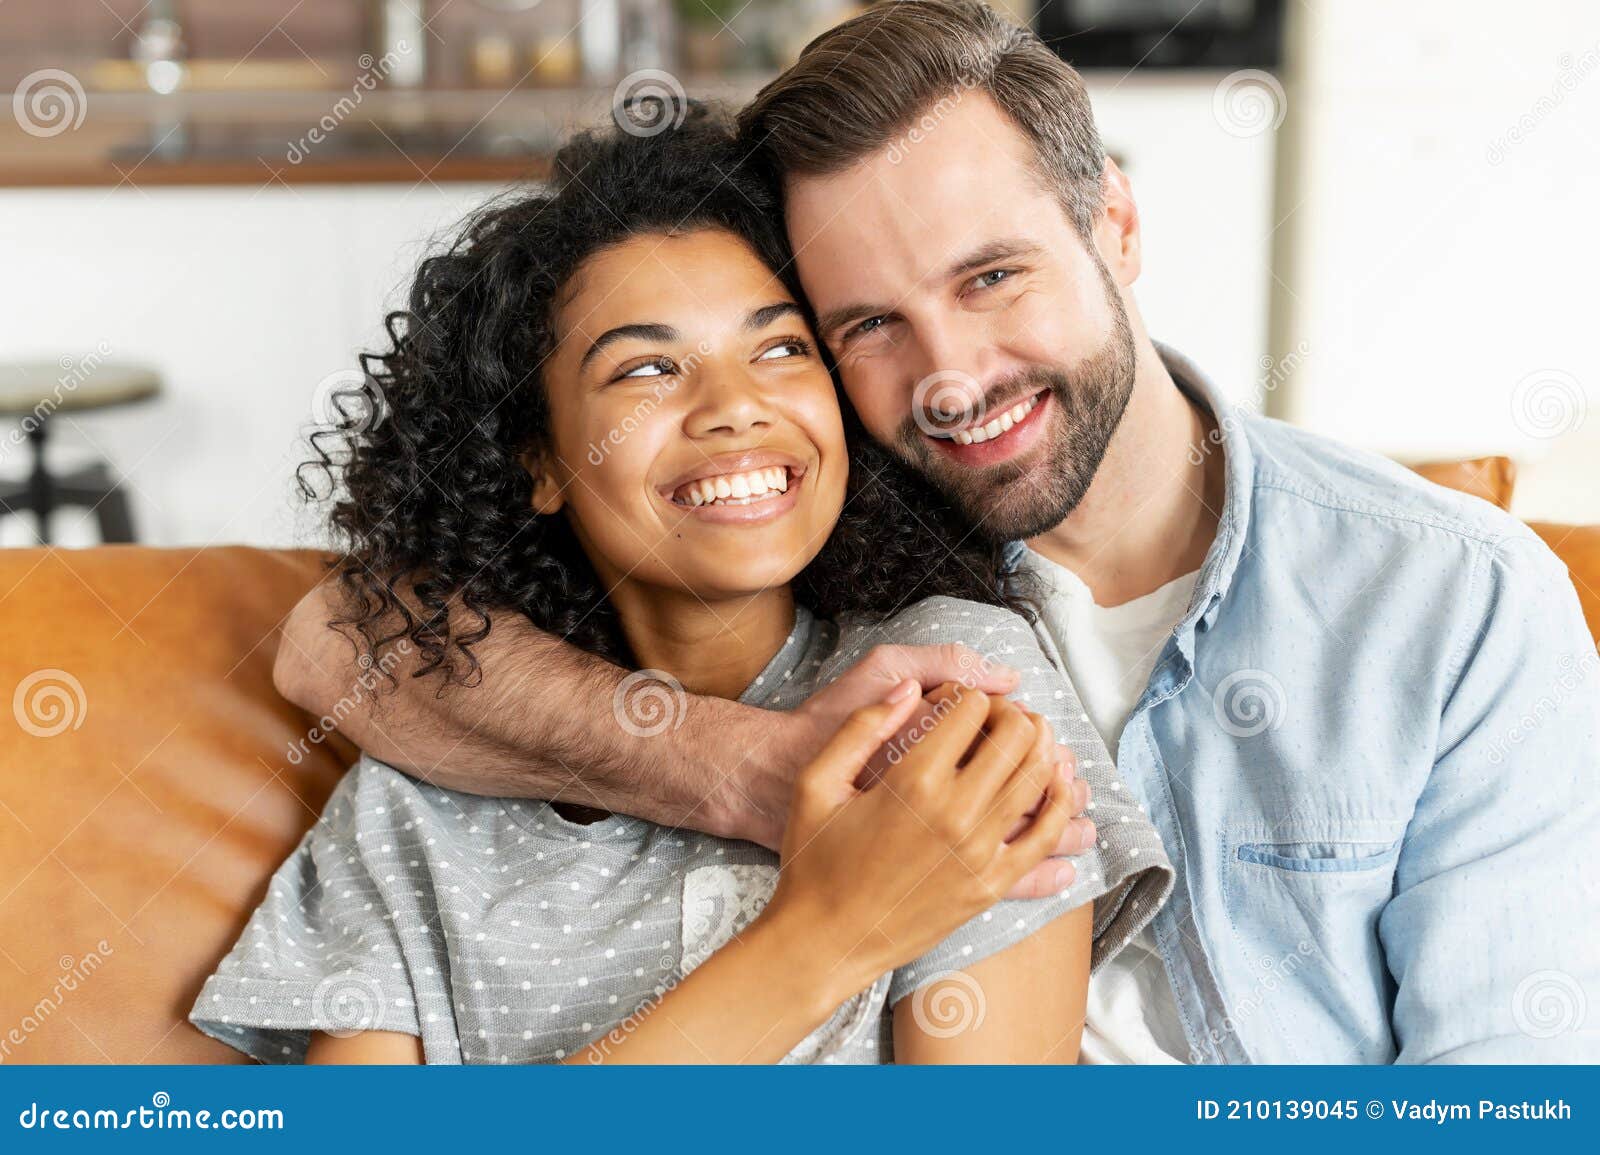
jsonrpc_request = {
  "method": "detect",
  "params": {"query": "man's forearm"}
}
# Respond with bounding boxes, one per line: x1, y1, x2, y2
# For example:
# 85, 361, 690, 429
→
273, 579, 790, 842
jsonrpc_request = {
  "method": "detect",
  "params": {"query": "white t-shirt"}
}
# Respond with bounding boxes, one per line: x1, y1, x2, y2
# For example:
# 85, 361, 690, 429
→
1027, 548, 1198, 1065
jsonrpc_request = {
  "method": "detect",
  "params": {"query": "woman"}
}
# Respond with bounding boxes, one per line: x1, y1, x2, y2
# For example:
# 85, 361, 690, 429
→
191, 105, 1171, 1064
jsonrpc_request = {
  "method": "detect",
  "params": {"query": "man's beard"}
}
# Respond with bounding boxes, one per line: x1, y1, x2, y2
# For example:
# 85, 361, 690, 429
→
891, 294, 1137, 544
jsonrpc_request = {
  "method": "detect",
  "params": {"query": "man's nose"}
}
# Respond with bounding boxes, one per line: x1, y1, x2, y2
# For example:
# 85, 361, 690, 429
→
907, 322, 992, 424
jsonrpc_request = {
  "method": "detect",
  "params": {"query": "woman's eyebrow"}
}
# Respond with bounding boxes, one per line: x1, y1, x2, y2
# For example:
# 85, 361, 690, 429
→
745, 301, 803, 330
578, 322, 678, 371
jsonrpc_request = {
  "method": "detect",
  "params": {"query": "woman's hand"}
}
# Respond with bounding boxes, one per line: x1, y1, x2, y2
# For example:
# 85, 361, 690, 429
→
761, 680, 1089, 997
564, 680, 1090, 1066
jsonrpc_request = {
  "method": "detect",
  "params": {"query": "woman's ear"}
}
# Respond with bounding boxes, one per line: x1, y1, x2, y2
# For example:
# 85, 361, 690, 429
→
520, 449, 565, 515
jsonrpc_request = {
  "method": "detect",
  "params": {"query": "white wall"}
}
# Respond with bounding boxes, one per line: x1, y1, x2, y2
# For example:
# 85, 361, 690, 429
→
1087, 75, 1277, 411
0, 183, 502, 548
1271, 0, 1600, 522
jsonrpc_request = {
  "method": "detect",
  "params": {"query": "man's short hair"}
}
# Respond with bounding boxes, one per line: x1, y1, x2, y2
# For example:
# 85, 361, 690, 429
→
738, 0, 1106, 238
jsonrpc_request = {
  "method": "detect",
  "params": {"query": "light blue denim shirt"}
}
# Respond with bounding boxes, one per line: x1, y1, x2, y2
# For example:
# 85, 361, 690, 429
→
1009, 345, 1600, 1064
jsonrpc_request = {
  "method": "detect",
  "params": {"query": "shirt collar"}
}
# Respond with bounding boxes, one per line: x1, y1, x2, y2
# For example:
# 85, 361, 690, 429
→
1000, 342, 1255, 637
1154, 341, 1255, 637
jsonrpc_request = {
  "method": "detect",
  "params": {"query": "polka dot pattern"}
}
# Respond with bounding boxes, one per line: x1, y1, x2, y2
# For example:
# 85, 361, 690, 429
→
191, 598, 1171, 1063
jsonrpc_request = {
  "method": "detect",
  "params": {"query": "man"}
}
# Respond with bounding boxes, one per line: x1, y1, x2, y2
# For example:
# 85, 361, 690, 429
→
277, 0, 1599, 1062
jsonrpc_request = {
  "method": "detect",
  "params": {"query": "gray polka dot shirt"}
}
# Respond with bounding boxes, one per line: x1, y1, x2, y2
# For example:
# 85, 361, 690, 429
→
190, 596, 1173, 1063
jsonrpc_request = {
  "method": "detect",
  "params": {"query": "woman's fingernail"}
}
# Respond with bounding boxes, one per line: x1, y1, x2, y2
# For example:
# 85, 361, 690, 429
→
886, 678, 919, 703
1078, 821, 1098, 851
1052, 861, 1076, 891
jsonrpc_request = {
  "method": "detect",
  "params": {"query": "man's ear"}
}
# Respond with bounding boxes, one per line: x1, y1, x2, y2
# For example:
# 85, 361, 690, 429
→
1095, 158, 1142, 287
520, 448, 565, 515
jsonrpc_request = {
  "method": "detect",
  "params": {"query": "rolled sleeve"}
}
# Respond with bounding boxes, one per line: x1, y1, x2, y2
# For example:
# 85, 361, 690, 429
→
189, 769, 426, 1063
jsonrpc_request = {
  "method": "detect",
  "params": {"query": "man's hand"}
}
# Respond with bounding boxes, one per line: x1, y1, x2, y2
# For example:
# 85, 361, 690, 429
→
751, 644, 1097, 899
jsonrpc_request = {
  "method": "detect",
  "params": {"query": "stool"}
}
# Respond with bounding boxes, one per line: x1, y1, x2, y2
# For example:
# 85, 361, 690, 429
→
0, 362, 162, 545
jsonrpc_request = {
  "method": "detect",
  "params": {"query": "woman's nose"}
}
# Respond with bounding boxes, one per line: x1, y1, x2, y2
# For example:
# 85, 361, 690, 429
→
684, 370, 775, 439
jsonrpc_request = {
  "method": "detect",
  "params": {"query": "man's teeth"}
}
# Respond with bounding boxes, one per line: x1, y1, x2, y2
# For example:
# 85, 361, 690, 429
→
675, 466, 791, 507
949, 394, 1039, 445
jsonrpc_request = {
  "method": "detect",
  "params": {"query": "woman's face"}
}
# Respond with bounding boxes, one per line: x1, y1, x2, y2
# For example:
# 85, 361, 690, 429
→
531, 228, 847, 601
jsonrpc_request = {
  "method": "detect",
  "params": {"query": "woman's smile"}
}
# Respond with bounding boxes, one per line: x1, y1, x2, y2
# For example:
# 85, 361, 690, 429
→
659, 449, 809, 525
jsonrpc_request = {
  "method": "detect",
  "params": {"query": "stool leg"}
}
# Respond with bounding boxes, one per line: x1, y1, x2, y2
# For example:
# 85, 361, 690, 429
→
93, 482, 137, 543
25, 420, 54, 545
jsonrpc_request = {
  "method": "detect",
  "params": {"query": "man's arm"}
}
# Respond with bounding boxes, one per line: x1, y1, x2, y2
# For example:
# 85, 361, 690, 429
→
272, 575, 1031, 851
1380, 530, 1600, 1062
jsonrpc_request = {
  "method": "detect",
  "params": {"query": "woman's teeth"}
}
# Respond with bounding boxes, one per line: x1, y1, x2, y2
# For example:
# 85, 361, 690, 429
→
674, 466, 791, 507
949, 394, 1040, 445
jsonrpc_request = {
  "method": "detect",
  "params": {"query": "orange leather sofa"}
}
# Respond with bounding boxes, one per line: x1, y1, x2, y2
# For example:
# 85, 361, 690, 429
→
1, 458, 1595, 1063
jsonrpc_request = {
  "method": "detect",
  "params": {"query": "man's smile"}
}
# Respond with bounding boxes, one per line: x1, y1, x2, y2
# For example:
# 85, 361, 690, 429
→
926, 389, 1052, 468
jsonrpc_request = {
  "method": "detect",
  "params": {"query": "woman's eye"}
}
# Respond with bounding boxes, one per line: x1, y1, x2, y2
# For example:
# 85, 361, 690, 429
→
756, 339, 809, 362
619, 357, 672, 380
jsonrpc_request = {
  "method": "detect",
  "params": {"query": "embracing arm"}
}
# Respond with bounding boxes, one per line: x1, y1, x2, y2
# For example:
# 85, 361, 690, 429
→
274, 579, 774, 841
274, 575, 1033, 851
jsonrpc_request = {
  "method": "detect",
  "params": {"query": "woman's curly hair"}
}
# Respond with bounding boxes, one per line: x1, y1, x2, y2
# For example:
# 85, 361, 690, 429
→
298, 101, 1036, 686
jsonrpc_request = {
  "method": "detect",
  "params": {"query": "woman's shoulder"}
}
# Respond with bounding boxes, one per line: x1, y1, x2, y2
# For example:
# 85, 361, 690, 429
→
833, 595, 1041, 654
316, 752, 499, 841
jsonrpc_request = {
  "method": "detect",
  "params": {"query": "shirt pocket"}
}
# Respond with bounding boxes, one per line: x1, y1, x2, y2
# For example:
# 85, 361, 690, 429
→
1218, 824, 1406, 1062
1235, 838, 1401, 873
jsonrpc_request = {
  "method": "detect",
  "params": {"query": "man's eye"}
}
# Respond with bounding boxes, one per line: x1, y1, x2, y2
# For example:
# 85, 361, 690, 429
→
849, 316, 886, 340
972, 268, 1014, 290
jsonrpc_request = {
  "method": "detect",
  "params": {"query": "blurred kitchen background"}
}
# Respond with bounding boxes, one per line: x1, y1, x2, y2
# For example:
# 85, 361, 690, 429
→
0, 0, 1596, 548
